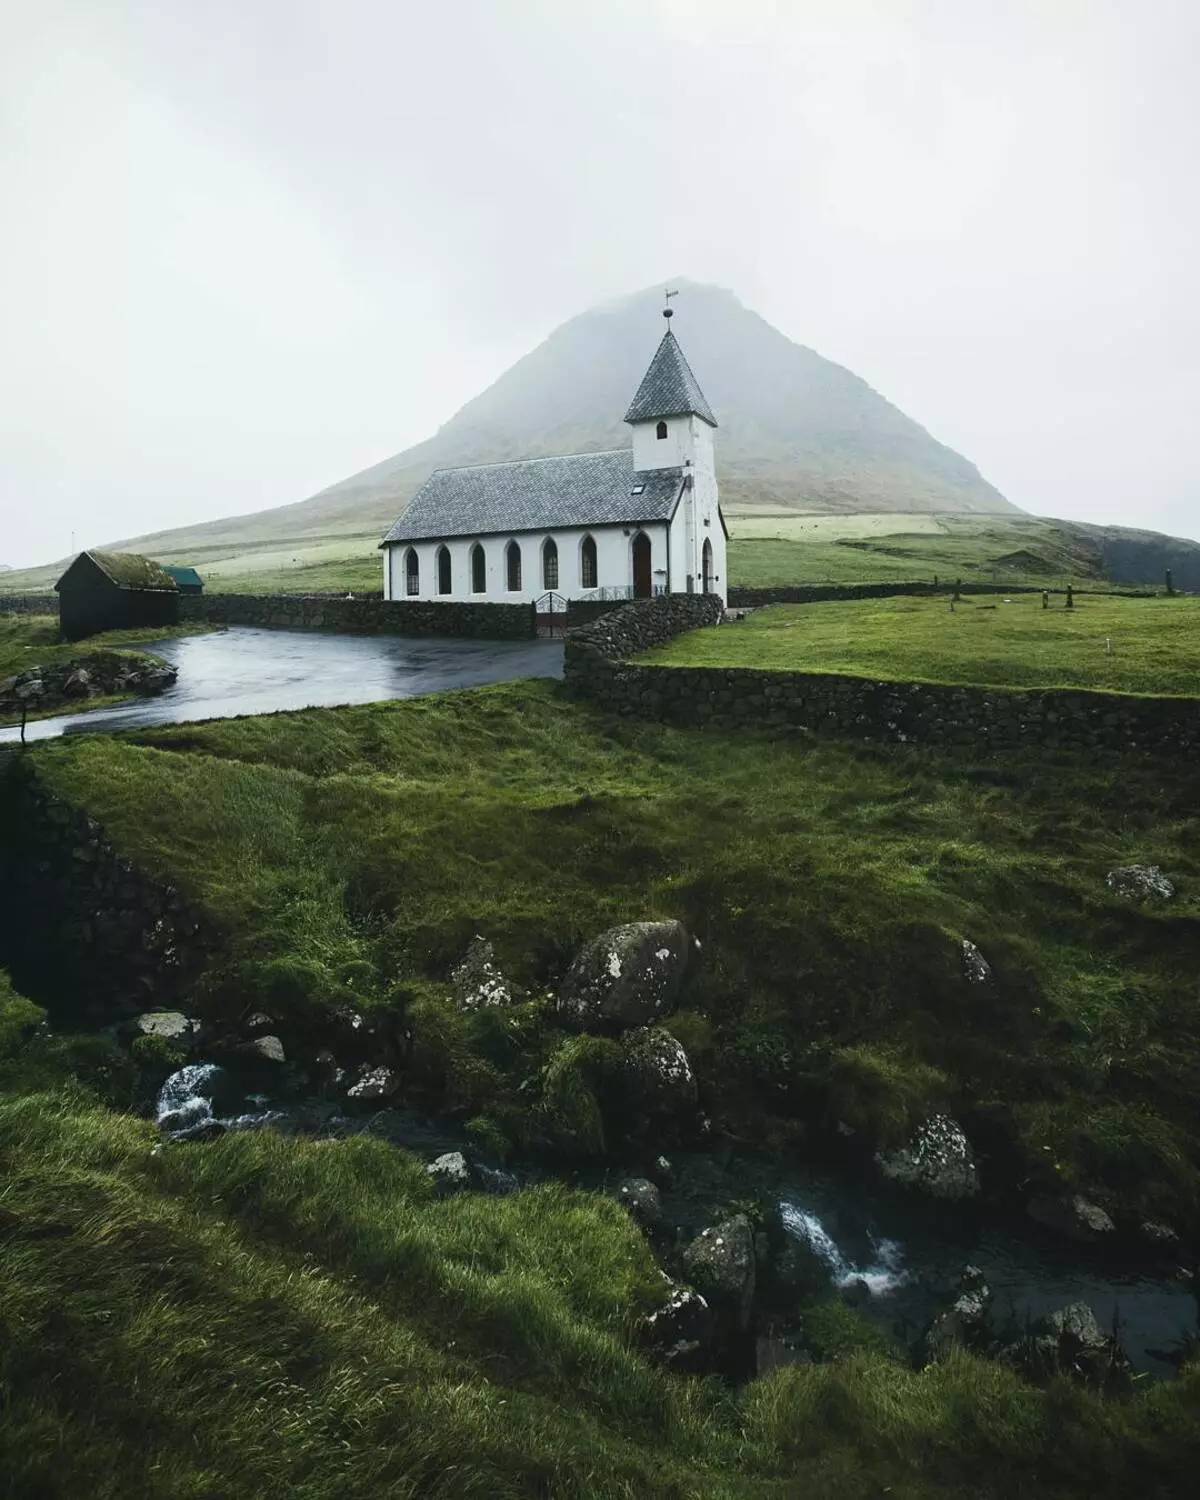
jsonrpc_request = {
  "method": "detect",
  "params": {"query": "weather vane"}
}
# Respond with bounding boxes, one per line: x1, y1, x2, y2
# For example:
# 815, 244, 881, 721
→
663, 287, 678, 321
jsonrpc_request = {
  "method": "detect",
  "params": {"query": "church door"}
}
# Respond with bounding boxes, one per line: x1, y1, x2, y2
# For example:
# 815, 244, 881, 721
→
702, 538, 713, 594
632, 532, 652, 598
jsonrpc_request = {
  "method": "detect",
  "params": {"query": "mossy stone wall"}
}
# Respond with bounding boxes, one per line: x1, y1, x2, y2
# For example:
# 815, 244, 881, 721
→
563, 594, 725, 678
569, 658, 1200, 756
0, 758, 211, 1022
564, 599, 1199, 757
0, 593, 59, 615
180, 594, 535, 639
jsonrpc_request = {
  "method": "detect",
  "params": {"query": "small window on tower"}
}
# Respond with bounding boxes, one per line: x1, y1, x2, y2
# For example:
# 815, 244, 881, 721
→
656, 420, 668, 440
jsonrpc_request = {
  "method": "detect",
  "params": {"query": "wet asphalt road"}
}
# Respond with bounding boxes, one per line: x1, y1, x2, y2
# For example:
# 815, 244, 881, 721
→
0, 627, 565, 744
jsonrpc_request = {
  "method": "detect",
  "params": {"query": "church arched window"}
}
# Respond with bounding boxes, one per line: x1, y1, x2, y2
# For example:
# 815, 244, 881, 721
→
702, 538, 714, 594
436, 545, 452, 595
506, 540, 522, 592
404, 548, 420, 596
470, 543, 486, 594
580, 534, 598, 590
542, 537, 558, 591
656, 420, 668, 440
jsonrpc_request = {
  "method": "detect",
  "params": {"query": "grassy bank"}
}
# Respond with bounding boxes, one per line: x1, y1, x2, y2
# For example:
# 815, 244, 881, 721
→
1, 1071, 1198, 1498
0, 615, 213, 726
23, 682, 1200, 1224
0, 614, 205, 679
641, 595, 1200, 696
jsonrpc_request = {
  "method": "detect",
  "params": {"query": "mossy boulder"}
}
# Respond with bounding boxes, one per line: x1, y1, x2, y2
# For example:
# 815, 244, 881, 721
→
124, 1011, 202, 1047
621, 1026, 697, 1120
1106, 864, 1174, 901
1026, 1193, 1116, 1243
999, 1301, 1131, 1388
451, 936, 516, 1011
681, 1214, 756, 1333
639, 1283, 715, 1371
875, 1114, 980, 1200
616, 1177, 665, 1234
557, 920, 690, 1032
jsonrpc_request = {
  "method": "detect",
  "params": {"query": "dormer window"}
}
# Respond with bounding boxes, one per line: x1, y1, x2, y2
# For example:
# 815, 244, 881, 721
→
630, 484, 645, 495
656, 420, 668, 440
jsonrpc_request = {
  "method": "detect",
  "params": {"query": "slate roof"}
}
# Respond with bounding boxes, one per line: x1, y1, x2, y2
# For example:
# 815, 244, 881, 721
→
623, 330, 717, 428
380, 450, 684, 545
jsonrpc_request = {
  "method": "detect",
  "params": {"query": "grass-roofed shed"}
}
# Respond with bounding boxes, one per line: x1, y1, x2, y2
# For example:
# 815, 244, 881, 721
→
55, 550, 180, 640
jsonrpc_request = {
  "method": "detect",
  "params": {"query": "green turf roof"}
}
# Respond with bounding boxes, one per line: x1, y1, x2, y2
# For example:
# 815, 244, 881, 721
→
86, 551, 179, 591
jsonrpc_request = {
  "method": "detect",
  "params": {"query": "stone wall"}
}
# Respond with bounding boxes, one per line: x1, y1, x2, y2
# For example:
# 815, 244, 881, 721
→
0, 592, 59, 615
726, 582, 1156, 608
0, 756, 212, 1024
563, 594, 726, 687
562, 597, 1197, 757
568, 659, 1200, 757
564, 598, 630, 629
179, 592, 535, 639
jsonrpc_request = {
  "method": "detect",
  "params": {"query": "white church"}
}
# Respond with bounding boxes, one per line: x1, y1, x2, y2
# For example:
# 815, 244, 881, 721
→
380, 312, 728, 606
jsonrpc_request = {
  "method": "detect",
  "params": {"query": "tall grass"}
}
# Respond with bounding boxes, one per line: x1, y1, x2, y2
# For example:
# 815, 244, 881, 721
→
24, 681, 1200, 1220
2, 1086, 1198, 1499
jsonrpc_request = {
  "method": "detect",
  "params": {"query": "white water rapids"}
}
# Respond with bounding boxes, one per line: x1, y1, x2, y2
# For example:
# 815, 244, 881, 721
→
780, 1201, 909, 1295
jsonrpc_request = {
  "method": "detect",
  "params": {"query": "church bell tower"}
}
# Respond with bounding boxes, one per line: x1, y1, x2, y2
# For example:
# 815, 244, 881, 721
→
624, 297, 726, 600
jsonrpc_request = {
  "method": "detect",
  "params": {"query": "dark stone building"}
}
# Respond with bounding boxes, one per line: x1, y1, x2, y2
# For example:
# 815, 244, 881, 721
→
55, 550, 180, 641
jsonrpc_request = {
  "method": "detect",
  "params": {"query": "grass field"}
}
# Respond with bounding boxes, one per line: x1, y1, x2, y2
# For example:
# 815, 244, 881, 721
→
640, 595, 1200, 696
19, 681, 1200, 1221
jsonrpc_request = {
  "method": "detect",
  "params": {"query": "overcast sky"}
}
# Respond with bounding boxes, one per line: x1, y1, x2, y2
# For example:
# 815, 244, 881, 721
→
2, 0, 1197, 565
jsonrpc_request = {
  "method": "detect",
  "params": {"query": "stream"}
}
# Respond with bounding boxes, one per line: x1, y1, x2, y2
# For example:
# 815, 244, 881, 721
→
156, 1064, 1197, 1379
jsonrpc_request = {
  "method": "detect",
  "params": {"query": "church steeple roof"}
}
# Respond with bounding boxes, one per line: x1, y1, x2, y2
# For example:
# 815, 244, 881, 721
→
623, 329, 717, 428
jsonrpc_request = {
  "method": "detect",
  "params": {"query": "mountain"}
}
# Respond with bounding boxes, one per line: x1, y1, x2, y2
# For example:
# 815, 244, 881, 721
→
105, 281, 1017, 559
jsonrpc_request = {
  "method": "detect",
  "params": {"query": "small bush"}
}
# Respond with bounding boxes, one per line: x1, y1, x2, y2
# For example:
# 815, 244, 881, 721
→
130, 1032, 188, 1075
663, 1008, 715, 1061
826, 1045, 948, 1149
540, 1034, 622, 1155
407, 989, 506, 1114
0, 970, 46, 1057
801, 1298, 900, 1364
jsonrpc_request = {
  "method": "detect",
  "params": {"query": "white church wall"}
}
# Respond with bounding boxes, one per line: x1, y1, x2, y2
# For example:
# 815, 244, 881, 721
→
669, 503, 695, 595
383, 522, 670, 605
630, 413, 715, 474
663, 463, 726, 603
